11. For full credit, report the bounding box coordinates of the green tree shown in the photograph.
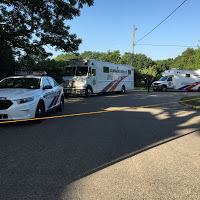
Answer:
[99,50,121,63]
[31,59,65,83]
[140,66,157,77]
[54,50,122,63]
[0,42,17,80]
[80,51,104,61]
[54,53,82,61]
[132,54,154,70]
[119,52,132,65]
[18,54,65,83]
[172,48,196,69]
[0,0,94,57]
[154,58,174,74]
[194,46,200,69]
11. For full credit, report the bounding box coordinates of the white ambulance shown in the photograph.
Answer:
[153,68,200,91]
[62,59,134,97]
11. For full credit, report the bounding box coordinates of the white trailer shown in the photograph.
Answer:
[62,59,134,97]
[153,68,200,91]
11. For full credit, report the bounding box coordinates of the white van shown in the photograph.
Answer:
[153,68,200,91]
[62,59,134,97]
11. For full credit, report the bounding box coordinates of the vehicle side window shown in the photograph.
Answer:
[128,70,131,75]
[42,78,50,87]
[54,80,59,86]
[92,69,96,76]
[48,78,56,87]
[103,67,109,73]
[167,77,172,81]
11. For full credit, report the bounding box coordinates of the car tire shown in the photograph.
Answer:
[162,85,167,92]
[85,86,92,97]
[35,100,45,119]
[57,95,64,112]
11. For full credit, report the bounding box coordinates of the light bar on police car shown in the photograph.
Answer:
[14,71,47,76]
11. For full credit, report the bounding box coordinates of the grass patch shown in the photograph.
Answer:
[180,96,200,106]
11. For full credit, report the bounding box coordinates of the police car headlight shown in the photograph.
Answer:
[15,97,34,104]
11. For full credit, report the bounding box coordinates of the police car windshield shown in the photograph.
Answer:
[64,67,88,76]
[0,78,41,89]
[159,77,168,81]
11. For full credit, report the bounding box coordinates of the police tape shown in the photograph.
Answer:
[0,97,200,124]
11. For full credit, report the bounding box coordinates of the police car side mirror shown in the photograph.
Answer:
[43,85,53,90]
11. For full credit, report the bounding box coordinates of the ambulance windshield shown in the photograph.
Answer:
[64,67,88,76]
[0,78,41,89]
[159,76,168,81]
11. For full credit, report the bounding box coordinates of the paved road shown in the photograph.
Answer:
[0,91,200,200]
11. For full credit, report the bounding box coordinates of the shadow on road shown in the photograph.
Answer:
[0,92,200,199]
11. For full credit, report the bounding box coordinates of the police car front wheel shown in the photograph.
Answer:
[57,96,64,112]
[35,101,45,119]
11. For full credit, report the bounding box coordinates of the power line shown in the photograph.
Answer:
[135,0,188,44]
[136,44,197,48]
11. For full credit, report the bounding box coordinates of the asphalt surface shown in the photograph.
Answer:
[0,91,200,200]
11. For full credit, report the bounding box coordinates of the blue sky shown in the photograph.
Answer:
[51,0,200,60]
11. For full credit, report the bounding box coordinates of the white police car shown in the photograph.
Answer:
[0,71,64,121]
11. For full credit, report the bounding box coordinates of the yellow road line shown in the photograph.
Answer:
[0,97,199,124]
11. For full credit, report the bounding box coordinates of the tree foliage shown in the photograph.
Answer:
[172,48,198,70]
[17,54,65,83]
[0,41,17,80]
[0,0,94,56]
[54,50,121,63]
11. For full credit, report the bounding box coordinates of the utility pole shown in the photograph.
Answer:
[132,25,137,66]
